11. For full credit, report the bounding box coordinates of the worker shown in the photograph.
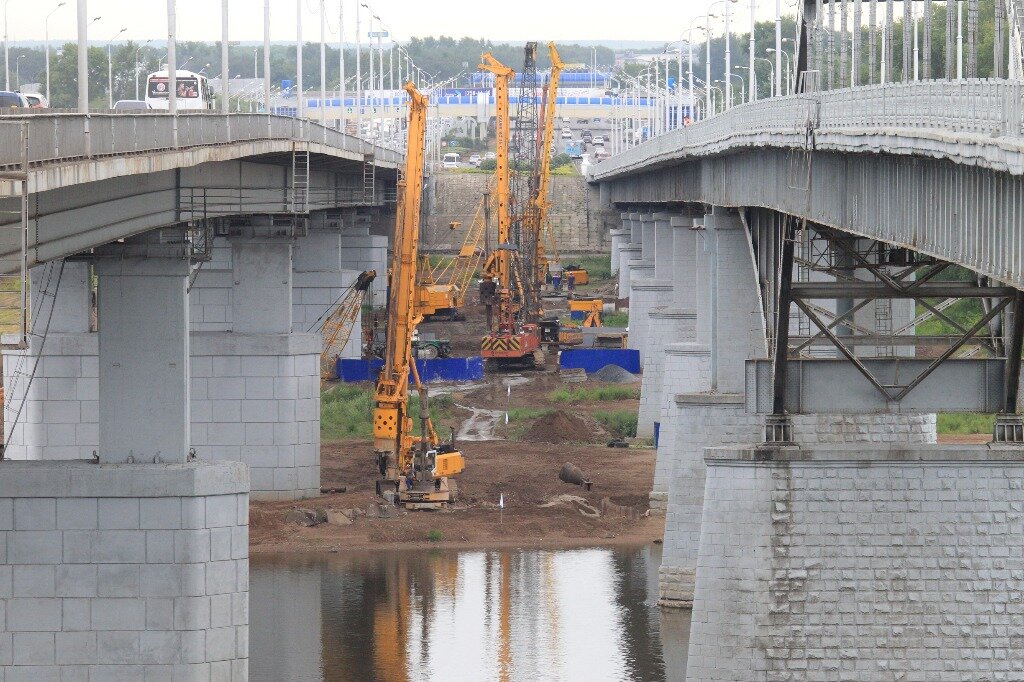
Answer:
[552,271,561,290]
[479,275,498,329]
[567,270,576,292]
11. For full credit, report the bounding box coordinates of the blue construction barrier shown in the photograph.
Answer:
[337,357,484,383]
[559,348,641,375]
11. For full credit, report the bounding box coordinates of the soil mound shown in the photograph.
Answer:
[525,410,599,444]
[590,364,640,384]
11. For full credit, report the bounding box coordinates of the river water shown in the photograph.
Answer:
[250,544,690,681]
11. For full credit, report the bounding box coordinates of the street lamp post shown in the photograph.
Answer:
[3,0,10,92]
[355,1,362,136]
[730,69,745,104]
[134,40,151,100]
[767,47,791,95]
[107,27,127,108]
[688,17,711,122]
[221,0,229,114]
[253,49,258,79]
[339,0,346,132]
[45,2,67,104]
[15,53,22,88]
[295,0,303,119]
[774,0,782,96]
[263,0,270,115]
[362,4,373,115]
[748,0,756,102]
[755,57,775,96]
[319,0,327,130]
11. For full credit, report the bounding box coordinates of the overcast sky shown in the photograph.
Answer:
[4,0,800,45]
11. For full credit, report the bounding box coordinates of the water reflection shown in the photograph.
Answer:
[251,545,690,682]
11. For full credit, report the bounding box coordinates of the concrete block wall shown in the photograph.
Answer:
[191,334,321,501]
[648,344,711,513]
[189,242,233,332]
[3,335,98,461]
[0,460,249,679]
[626,278,671,359]
[658,400,938,608]
[636,311,695,439]
[687,445,1024,681]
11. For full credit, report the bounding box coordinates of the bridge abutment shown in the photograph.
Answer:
[686,444,1023,681]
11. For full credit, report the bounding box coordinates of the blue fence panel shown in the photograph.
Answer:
[559,349,641,375]
[337,357,484,383]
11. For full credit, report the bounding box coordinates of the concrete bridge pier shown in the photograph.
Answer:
[0,239,249,678]
[627,213,667,360]
[191,229,321,501]
[616,211,644,299]
[609,221,630,277]
[3,260,96,461]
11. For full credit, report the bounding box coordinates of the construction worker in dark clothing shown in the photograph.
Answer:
[567,271,576,292]
[479,275,498,329]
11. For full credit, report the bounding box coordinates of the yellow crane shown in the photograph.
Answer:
[373,82,464,509]
[532,43,564,290]
[312,270,376,382]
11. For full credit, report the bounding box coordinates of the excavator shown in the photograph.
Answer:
[478,51,545,367]
[373,82,465,509]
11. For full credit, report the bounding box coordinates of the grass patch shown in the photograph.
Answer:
[427,529,444,542]
[601,310,629,327]
[549,386,639,403]
[507,407,553,421]
[566,255,612,282]
[936,413,995,435]
[594,410,638,438]
[551,163,578,176]
[321,383,454,442]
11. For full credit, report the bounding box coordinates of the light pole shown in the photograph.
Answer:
[263,0,270,115]
[295,0,303,119]
[748,0,756,103]
[755,57,775,96]
[45,2,66,104]
[687,17,711,122]
[339,0,346,132]
[15,53,22,88]
[591,46,597,89]
[3,0,10,91]
[355,1,362,136]
[134,40,150,100]
[707,1,730,117]
[774,0,782,97]
[220,0,229,115]
[767,47,790,95]
[724,0,738,110]
[362,3,373,115]
[253,49,258,79]
[107,27,127,108]
[319,0,326,129]
[730,69,745,104]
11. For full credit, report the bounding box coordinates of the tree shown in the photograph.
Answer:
[47,43,108,108]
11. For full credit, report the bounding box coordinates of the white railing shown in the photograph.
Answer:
[593,79,1024,180]
[0,112,403,169]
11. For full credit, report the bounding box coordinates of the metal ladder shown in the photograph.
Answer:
[291,145,310,214]
[362,154,376,204]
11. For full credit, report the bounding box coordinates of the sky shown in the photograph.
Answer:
[3,0,801,45]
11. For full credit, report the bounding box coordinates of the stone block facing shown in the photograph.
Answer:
[637,310,696,439]
[687,445,1024,681]
[626,277,670,360]
[191,333,321,501]
[0,460,249,680]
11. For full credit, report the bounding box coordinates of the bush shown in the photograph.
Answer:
[602,310,629,327]
[320,384,454,442]
[479,158,496,171]
[594,410,638,438]
[551,153,573,169]
[427,529,444,542]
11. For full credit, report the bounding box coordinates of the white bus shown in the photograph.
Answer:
[145,69,214,111]
[442,152,460,169]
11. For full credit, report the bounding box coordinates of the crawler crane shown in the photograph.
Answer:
[373,83,464,509]
[479,50,544,366]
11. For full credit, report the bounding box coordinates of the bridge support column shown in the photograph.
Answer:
[0,245,250,678]
[609,221,630,277]
[616,246,642,299]
[686,443,1024,680]
[3,260,96,461]
[191,234,320,501]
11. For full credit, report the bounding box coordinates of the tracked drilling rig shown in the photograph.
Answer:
[373,83,465,509]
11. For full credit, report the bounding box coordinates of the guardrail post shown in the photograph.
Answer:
[84,116,92,159]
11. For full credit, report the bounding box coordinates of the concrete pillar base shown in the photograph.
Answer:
[191,333,320,501]
[637,309,696,438]
[0,459,249,678]
[687,444,1024,679]
[657,565,695,608]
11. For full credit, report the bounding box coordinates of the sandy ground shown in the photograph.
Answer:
[250,440,662,554]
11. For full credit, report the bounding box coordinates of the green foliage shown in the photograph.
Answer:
[506,407,553,421]
[594,410,638,438]
[427,529,444,542]
[478,159,497,171]
[551,153,573,169]
[320,383,454,442]
[568,255,612,282]
[937,413,995,435]
[551,164,578,176]
[915,266,986,337]
[321,383,374,441]
[602,311,629,327]
[549,386,640,403]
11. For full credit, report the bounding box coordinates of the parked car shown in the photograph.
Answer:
[22,93,47,108]
[0,91,28,109]
[468,153,482,167]
[113,99,152,111]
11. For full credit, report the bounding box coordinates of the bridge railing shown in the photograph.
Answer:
[593,79,1024,180]
[0,113,402,169]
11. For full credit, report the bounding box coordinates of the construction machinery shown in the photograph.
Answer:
[479,51,544,367]
[312,270,376,382]
[373,82,465,509]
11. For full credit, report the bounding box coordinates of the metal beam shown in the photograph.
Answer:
[792,282,1015,299]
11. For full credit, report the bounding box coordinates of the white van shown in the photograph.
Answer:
[442,152,460,169]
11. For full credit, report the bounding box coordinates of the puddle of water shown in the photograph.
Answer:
[250,545,689,682]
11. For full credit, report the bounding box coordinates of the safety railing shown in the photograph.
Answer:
[592,79,1024,180]
[0,112,404,169]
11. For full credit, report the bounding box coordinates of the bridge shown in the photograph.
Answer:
[588,2,1024,679]
[0,110,401,678]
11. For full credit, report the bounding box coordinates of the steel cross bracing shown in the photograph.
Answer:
[753,217,1024,442]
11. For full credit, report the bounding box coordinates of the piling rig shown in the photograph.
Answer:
[373,83,465,509]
